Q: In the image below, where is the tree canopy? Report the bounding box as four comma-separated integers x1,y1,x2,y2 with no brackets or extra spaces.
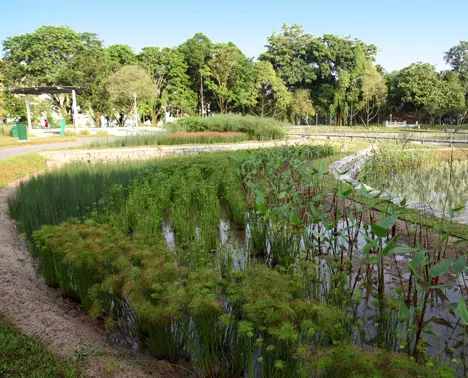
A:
1,25,467,126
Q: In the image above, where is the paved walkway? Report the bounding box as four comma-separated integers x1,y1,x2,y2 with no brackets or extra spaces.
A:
0,137,112,160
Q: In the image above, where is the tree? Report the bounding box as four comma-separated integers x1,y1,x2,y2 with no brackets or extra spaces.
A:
0,62,5,122
207,43,246,113
392,63,446,126
361,64,387,126
58,49,116,126
2,26,102,86
441,71,466,124
260,24,317,89
137,47,195,122
107,65,157,125
445,42,468,82
291,89,315,124
249,61,290,118
107,44,136,66
179,33,212,115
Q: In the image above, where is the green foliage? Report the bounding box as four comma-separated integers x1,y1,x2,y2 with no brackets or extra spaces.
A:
207,43,250,113
251,61,292,119
106,44,136,66
2,26,102,85
58,48,115,126
172,114,286,140
8,143,462,376
0,315,78,377
89,131,249,147
307,346,454,378
137,47,196,122
107,65,157,118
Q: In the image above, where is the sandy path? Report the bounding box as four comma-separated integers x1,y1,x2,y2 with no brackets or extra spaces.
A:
0,183,184,377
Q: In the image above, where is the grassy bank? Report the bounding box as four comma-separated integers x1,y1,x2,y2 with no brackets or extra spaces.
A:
0,314,78,377
0,153,46,188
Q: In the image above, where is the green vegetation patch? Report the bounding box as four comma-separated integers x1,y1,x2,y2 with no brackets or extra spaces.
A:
170,114,286,140
0,315,78,378
89,131,249,148
0,153,46,188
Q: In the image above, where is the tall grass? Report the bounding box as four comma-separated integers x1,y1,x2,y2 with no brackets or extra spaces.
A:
170,114,286,140
90,131,249,148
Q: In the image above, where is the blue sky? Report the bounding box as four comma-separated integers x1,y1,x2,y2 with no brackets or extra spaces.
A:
1,0,466,72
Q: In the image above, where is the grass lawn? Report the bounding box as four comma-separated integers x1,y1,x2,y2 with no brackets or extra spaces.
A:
0,314,78,377
0,136,76,149
0,153,46,188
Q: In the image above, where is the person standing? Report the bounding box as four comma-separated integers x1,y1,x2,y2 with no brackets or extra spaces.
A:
45,119,49,128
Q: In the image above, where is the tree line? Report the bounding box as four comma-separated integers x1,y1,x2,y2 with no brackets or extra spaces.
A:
1,24,467,126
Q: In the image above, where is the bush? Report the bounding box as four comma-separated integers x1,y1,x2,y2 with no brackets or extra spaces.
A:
171,114,286,140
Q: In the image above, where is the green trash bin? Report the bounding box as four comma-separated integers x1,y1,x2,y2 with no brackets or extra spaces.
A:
11,125,18,138
16,123,28,141
60,119,66,136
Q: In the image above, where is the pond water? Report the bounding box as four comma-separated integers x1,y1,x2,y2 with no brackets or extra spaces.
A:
380,159,468,222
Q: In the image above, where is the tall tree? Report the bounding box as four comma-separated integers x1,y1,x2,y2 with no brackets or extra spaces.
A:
361,64,387,126
260,24,317,89
107,65,157,125
250,61,291,118
441,71,466,124
137,47,195,122
58,49,116,126
445,41,468,82
107,44,136,66
179,33,212,115
2,26,102,86
392,63,446,126
207,43,246,113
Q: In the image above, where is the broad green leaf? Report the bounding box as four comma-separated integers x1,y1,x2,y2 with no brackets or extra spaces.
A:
400,297,411,318
412,250,427,267
257,202,267,214
371,223,388,238
367,255,378,264
428,258,453,278
379,214,397,229
457,297,468,325
453,256,466,274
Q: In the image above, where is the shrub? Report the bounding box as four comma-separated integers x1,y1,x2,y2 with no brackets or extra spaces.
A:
171,114,286,140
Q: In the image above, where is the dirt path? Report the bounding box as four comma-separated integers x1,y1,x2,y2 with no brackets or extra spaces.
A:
0,182,185,377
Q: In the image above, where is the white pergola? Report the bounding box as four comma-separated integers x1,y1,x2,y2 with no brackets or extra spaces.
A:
11,86,81,132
